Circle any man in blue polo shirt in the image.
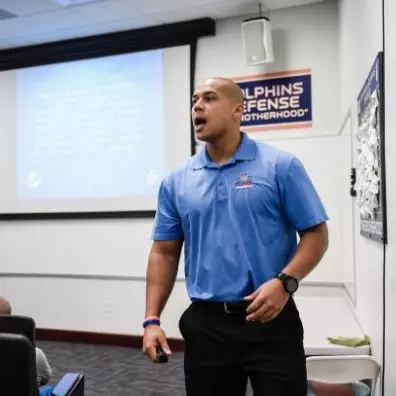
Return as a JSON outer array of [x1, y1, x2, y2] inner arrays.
[[143, 77, 328, 395]]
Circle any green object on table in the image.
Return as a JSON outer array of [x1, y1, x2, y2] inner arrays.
[[327, 335, 371, 348]]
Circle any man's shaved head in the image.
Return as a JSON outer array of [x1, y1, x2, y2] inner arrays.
[[0, 296, 11, 315], [191, 77, 245, 143], [203, 77, 244, 104]]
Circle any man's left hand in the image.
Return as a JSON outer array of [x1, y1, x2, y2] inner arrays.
[[244, 278, 289, 322]]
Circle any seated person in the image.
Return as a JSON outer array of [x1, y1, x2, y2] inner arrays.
[[0, 296, 52, 387]]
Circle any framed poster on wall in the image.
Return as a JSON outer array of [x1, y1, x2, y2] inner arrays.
[[356, 52, 387, 243]]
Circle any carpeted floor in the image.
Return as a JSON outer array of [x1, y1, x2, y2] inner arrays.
[[38, 341, 186, 396], [38, 341, 255, 395]]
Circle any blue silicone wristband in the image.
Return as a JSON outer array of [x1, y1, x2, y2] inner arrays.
[[143, 318, 161, 328]]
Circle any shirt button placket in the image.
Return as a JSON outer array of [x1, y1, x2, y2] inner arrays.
[[217, 170, 227, 201]]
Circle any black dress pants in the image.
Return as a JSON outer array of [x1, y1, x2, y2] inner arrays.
[[178, 298, 307, 396]]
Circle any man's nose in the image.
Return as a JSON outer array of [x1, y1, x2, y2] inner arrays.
[[193, 99, 204, 112]]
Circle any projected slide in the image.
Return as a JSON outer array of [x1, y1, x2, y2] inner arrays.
[[16, 50, 164, 200], [0, 44, 191, 215]]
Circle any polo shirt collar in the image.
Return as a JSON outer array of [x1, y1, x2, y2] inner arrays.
[[193, 132, 256, 170]]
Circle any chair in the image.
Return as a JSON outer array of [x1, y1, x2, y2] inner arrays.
[[0, 333, 38, 395], [306, 355, 380, 396], [0, 315, 85, 396], [0, 314, 36, 344]]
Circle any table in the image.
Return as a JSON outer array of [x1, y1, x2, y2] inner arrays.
[[295, 285, 370, 356]]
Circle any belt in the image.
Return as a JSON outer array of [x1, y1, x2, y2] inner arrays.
[[223, 301, 249, 315], [192, 300, 249, 315]]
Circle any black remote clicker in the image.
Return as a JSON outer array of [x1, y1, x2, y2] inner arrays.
[[156, 346, 169, 363]]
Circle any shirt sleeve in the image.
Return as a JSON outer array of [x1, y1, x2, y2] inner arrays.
[[151, 178, 184, 240], [36, 347, 52, 386], [279, 156, 329, 231]]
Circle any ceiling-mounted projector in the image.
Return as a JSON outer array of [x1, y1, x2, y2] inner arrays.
[[241, 16, 274, 66]]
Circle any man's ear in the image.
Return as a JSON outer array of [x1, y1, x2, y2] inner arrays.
[[233, 102, 244, 120]]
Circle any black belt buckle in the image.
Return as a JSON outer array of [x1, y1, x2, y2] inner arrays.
[[223, 301, 247, 315]]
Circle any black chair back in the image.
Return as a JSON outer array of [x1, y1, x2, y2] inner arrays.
[[0, 333, 38, 396], [0, 314, 36, 345], [0, 315, 85, 395]]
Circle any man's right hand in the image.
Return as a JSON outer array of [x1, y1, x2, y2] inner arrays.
[[143, 325, 172, 362]]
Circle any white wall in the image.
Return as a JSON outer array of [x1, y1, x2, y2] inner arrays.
[[196, 0, 340, 141], [384, 0, 396, 394], [0, 1, 343, 337], [338, 0, 385, 383], [1, 276, 189, 337]]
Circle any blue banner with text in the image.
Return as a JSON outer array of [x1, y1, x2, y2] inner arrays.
[[236, 71, 312, 131]]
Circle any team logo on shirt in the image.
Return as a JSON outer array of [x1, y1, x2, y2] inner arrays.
[[235, 172, 253, 190]]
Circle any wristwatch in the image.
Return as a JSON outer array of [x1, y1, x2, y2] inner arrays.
[[276, 272, 299, 295]]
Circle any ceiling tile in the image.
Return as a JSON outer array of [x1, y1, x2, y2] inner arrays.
[[0, 37, 30, 49], [264, 0, 325, 10], [70, 0, 144, 23], [106, 15, 163, 31], [125, 0, 216, 15], [73, 0, 234, 24], [154, 0, 256, 24], [0, 0, 62, 16], [0, 8, 90, 38], [0, 0, 326, 49], [25, 22, 116, 45], [155, 6, 209, 24], [205, 0, 256, 19]]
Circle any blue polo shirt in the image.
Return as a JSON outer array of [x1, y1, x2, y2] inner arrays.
[[152, 132, 328, 302]]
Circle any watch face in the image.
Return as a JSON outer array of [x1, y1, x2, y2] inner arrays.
[[285, 277, 299, 294]]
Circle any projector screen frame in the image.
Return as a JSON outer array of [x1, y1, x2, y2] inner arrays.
[[0, 18, 214, 220]]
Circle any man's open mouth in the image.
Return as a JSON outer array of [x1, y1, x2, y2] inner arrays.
[[194, 116, 207, 131]]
